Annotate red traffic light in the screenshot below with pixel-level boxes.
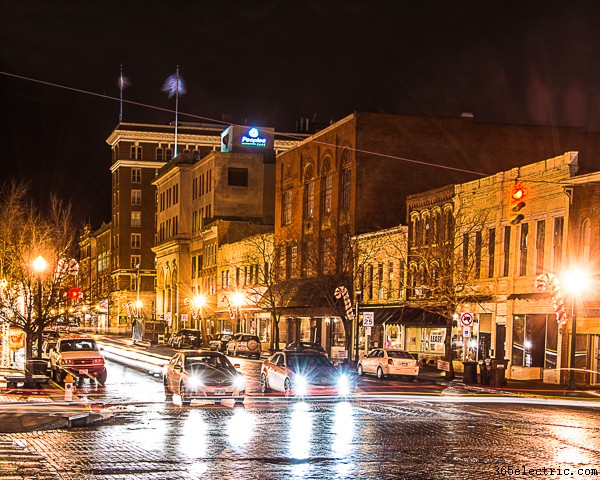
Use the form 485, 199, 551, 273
68, 287, 81, 300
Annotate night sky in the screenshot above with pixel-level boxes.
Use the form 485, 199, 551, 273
2, 1, 600, 228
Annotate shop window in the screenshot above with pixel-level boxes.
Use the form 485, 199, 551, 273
511, 314, 550, 368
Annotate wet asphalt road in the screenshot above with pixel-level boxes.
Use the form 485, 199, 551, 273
1, 358, 600, 479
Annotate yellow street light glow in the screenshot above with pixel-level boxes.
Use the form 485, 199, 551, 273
33, 255, 47, 273
193, 294, 206, 308
561, 267, 592, 296
135, 300, 143, 309
231, 291, 245, 307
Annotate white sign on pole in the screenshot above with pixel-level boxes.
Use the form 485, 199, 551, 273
365, 326, 372, 336
181, 314, 188, 322
460, 312, 474, 326
363, 312, 374, 327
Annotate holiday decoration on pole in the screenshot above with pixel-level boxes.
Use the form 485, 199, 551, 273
222, 295, 236, 319
535, 273, 567, 326
334, 286, 355, 322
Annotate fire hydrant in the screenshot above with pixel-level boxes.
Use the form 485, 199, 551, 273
64, 374, 74, 401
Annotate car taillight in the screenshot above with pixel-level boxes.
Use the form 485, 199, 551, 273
388, 359, 394, 365
61, 359, 74, 365
93, 358, 104, 365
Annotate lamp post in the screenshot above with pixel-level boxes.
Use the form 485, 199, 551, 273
354, 290, 361, 363
32, 255, 47, 373
193, 294, 207, 347
561, 267, 591, 391
231, 291, 245, 333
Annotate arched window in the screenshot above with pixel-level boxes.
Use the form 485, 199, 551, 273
303, 163, 315, 220
340, 148, 352, 210
321, 156, 333, 215
581, 218, 592, 262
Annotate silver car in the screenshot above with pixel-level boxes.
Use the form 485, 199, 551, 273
163, 350, 246, 405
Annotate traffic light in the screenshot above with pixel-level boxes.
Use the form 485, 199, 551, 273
509, 184, 527, 225
68, 287, 81, 301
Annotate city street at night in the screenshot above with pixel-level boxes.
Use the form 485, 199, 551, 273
1, 355, 599, 479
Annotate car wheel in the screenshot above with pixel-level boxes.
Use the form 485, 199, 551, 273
377, 366, 385, 380
357, 364, 364, 376
284, 378, 292, 396
260, 373, 271, 393
164, 379, 173, 398
232, 347, 238, 357
180, 382, 191, 405
96, 369, 107, 385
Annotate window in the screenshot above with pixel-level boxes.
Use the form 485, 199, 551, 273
487, 228, 495, 278
388, 262, 395, 299
303, 164, 315, 220
367, 264, 374, 300
340, 148, 352, 210
301, 240, 314, 277
131, 255, 141, 269
156, 147, 163, 161
519, 223, 528, 276
535, 220, 545, 275
321, 157, 333, 215
285, 244, 297, 279
377, 263, 384, 299
581, 218, 592, 262
553, 216, 564, 271
319, 237, 333, 275
511, 314, 556, 368
474, 231, 482, 278
130, 146, 142, 160
282, 190, 292, 226
165, 148, 173, 160
173, 184, 179, 204
503, 226, 511, 277
131, 190, 141, 205
131, 168, 141, 183
462, 233, 469, 271
131, 211, 141, 227
131, 233, 141, 248
228, 167, 249, 187
192, 256, 197, 279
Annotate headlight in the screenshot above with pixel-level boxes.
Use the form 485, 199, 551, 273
234, 375, 246, 389
294, 375, 307, 396
187, 376, 204, 389
337, 374, 350, 396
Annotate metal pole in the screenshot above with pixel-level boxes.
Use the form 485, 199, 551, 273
354, 292, 360, 363
568, 296, 578, 390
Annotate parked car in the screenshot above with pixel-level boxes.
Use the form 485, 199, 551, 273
226, 333, 262, 359
285, 341, 328, 357
260, 350, 354, 397
357, 348, 419, 380
169, 329, 202, 349
49, 336, 107, 384
209, 333, 233, 352
163, 350, 246, 405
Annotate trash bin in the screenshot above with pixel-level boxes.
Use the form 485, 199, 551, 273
489, 358, 508, 387
25, 359, 49, 376
479, 359, 491, 386
462, 361, 478, 384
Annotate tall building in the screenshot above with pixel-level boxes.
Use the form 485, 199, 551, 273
104, 122, 300, 333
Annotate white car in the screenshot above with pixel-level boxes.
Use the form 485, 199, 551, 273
357, 348, 419, 380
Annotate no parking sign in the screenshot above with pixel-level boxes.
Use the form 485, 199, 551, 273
460, 312, 474, 327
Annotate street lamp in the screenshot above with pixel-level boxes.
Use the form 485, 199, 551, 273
231, 291, 245, 333
193, 294, 207, 347
31, 255, 47, 375
561, 267, 592, 390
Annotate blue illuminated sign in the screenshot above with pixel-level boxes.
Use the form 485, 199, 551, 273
241, 127, 267, 147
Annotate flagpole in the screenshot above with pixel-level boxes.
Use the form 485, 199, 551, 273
174, 65, 180, 157
119, 65, 123, 123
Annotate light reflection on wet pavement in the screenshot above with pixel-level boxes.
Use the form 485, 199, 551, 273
3, 359, 600, 479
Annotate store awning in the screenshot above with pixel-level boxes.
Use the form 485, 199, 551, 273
507, 292, 551, 300
361, 306, 449, 327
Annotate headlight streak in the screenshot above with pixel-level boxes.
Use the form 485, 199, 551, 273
332, 401, 354, 457
99, 343, 168, 375
181, 409, 208, 459
337, 374, 351, 396
289, 401, 312, 467
227, 408, 255, 449
233, 375, 246, 390
294, 375, 308, 396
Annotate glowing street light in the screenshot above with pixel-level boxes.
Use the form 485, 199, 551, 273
231, 292, 245, 333
561, 267, 592, 390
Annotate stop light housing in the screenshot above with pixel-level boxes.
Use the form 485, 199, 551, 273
68, 287, 81, 301
509, 185, 527, 225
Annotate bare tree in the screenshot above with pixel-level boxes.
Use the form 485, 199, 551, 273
0, 182, 78, 374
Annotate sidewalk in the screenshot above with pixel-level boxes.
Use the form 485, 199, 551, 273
0, 368, 106, 433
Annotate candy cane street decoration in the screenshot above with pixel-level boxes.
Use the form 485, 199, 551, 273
334, 286, 354, 322
535, 273, 568, 327
222, 295, 236, 319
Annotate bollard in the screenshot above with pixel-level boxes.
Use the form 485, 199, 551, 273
64, 374, 74, 401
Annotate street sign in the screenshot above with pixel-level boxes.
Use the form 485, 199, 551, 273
181, 314, 188, 322
464, 329, 470, 337
460, 312, 474, 326
365, 326, 372, 336
363, 312, 374, 327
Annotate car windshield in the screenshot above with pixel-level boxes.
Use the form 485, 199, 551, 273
60, 339, 98, 352
286, 353, 333, 372
185, 355, 233, 370
387, 350, 414, 359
